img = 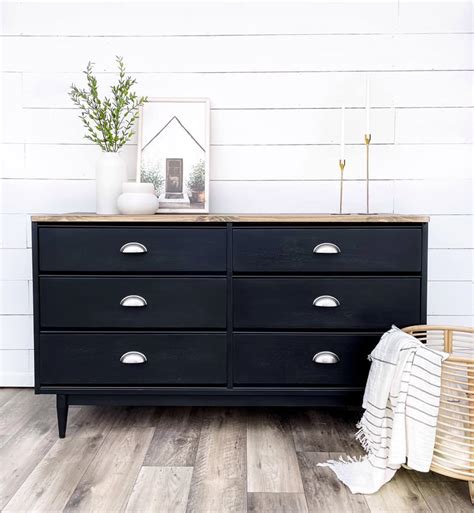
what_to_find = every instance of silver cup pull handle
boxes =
[313,295,340,308]
[120,242,147,254]
[313,243,341,254]
[120,351,147,364]
[120,295,147,307]
[313,351,340,364]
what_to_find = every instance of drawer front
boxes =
[233,277,421,329]
[233,227,422,273]
[40,333,226,385]
[234,333,379,386]
[39,227,226,272]
[40,277,227,329]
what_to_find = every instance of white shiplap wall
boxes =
[0,1,473,386]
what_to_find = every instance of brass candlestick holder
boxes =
[338,159,346,214]
[364,133,371,213]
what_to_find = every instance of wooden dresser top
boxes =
[32,214,429,223]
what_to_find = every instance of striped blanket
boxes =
[318,326,448,494]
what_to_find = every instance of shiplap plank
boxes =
[371,144,473,180]
[427,315,473,327]
[1,74,23,144]
[428,282,473,316]
[1,35,395,73]
[394,180,472,215]
[398,1,472,34]
[209,180,394,214]
[0,214,27,248]
[392,33,472,71]
[21,143,137,180]
[0,315,33,350]
[212,143,473,182]
[1,2,398,36]
[19,107,395,145]
[21,71,474,110]
[0,143,24,178]
[1,179,95,214]
[0,249,32,280]
[396,108,472,144]
[4,33,472,73]
[0,281,30,314]
[6,143,474,184]
[211,108,395,145]
[428,249,472,281]
[20,106,472,147]
[428,216,473,249]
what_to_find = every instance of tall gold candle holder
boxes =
[364,133,371,213]
[338,159,346,214]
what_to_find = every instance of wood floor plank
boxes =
[112,405,161,428]
[186,408,247,513]
[0,388,21,407]
[0,402,78,510]
[363,468,431,513]
[409,471,474,513]
[248,493,309,513]
[144,407,202,466]
[291,408,363,454]
[247,409,304,493]
[297,452,370,513]
[63,422,155,513]
[3,407,117,513]
[0,390,54,448]
[125,466,193,513]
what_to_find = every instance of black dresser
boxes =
[32,214,428,437]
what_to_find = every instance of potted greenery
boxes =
[186,160,206,204]
[69,57,147,214]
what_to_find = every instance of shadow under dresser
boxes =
[31,214,429,437]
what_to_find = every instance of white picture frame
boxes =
[136,97,210,213]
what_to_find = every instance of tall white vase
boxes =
[95,151,127,214]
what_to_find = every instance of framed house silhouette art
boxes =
[136,98,210,213]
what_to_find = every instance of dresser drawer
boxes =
[234,333,378,386]
[233,277,421,329]
[38,227,226,273]
[233,227,422,273]
[40,277,227,329]
[39,333,227,385]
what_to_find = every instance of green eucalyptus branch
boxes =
[69,56,147,152]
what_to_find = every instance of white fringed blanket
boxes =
[318,326,448,494]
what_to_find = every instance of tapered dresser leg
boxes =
[56,394,69,438]
[468,481,474,504]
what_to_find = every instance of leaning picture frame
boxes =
[136,97,210,213]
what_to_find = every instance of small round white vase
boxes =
[117,182,159,215]
[96,152,127,214]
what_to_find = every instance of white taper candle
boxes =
[365,75,371,134]
[340,106,345,160]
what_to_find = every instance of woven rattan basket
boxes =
[402,325,474,502]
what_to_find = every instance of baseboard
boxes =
[0,372,34,387]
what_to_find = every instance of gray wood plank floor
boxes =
[1,389,472,513]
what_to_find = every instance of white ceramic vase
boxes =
[96,152,127,214]
[117,182,159,215]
